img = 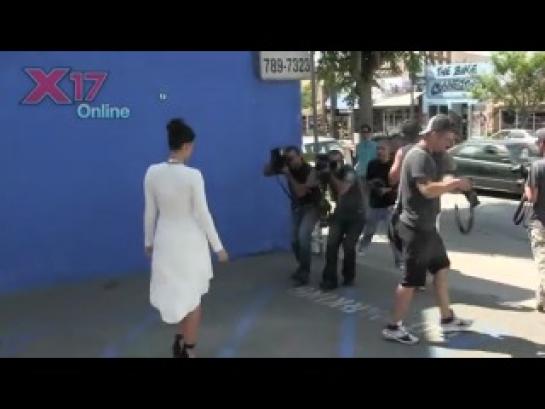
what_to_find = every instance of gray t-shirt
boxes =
[528,159,545,224]
[394,145,454,210]
[433,151,456,177]
[399,144,455,178]
[399,145,441,230]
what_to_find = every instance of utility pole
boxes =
[310,51,319,146]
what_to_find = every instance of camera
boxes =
[511,163,529,180]
[315,153,339,173]
[269,147,288,175]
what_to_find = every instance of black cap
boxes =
[401,120,422,140]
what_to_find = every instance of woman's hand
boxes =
[217,249,229,263]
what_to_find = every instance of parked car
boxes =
[302,136,350,165]
[491,129,536,141]
[448,138,540,195]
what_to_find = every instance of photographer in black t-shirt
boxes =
[264,146,322,286]
[357,141,401,266]
[319,150,365,291]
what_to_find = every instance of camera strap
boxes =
[454,199,476,234]
[513,195,529,227]
[275,176,294,201]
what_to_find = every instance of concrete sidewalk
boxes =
[2,193,545,358]
[2,245,545,358]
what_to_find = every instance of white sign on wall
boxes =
[426,63,492,99]
[259,51,312,81]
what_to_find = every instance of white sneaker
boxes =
[441,315,474,333]
[382,325,420,345]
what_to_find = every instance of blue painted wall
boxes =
[0,51,300,294]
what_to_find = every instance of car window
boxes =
[454,144,484,159]
[493,130,509,139]
[479,144,512,163]
[507,143,541,161]
[509,130,525,138]
[304,142,342,154]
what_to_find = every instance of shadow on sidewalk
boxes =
[428,330,545,358]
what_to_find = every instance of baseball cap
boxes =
[401,120,422,139]
[419,114,455,136]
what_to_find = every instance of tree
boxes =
[301,81,312,110]
[401,51,424,120]
[472,52,545,129]
[317,51,424,131]
[317,52,346,138]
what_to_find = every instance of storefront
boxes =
[372,92,423,135]
[0,52,301,294]
[423,62,492,139]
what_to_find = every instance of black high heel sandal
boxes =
[172,334,184,358]
[181,343,196,358]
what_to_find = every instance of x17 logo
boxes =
[21,68,108,105]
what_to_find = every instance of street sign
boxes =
[259,51,312,81]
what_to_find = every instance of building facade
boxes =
[0,52,301,294]
[422,61,493,138]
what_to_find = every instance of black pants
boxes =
[322,213,365,285]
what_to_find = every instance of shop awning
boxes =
[373,92,423,108]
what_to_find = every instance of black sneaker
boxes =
[319,280,338,291]
[290,269,302,280]
[291,269,309,286]
[342,278,355,287]
[293,276,309,287]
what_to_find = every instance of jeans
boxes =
[322,213,365,285]
[292,205,320,278]
[360,206,402,266]
[360,176,369,216]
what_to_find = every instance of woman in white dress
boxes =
[144,118,228,358]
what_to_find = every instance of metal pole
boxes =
[310,51,319,146]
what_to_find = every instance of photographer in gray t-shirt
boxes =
[382,115,475,345]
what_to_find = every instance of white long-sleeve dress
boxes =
[144,162,223,324]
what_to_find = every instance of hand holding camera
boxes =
[455,177,473,193]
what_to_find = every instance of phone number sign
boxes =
[259,51,312,81]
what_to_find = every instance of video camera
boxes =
[511,163,531,226]
[268,147,289,175]
[315,153,339,173]
[511,163,530,180]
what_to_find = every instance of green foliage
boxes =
[301,82,312,110]
[472,52,545,127]
[316,51,424,107]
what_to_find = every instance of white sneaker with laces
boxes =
[382,325,420,345]
[441,315,474,333]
